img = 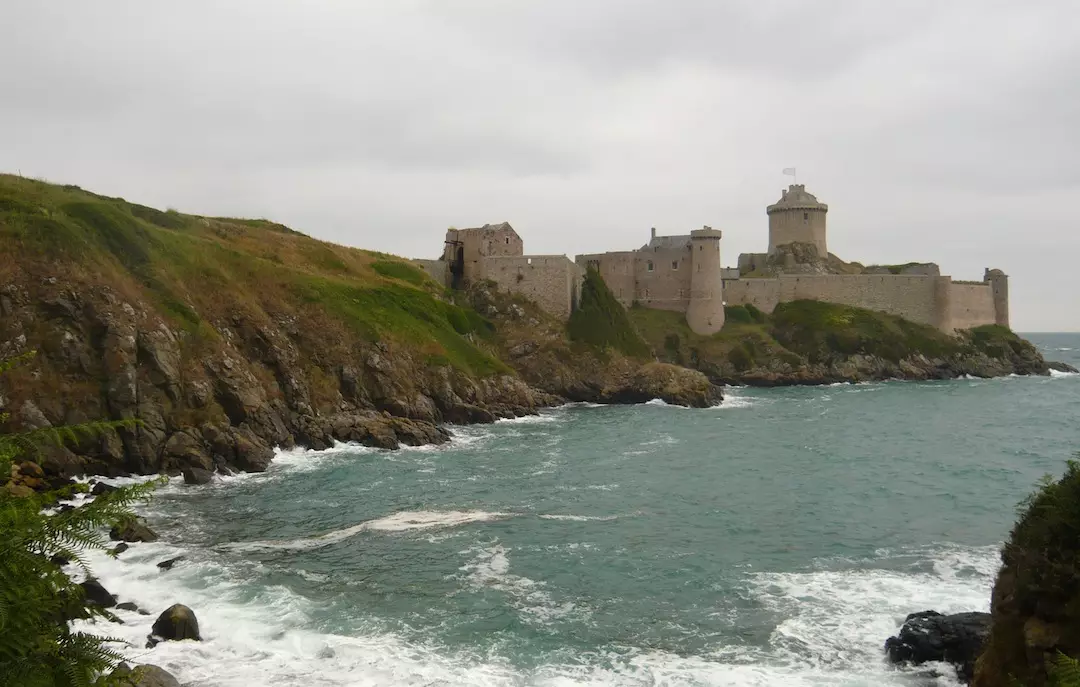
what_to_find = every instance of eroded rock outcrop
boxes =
[885,610,991,683]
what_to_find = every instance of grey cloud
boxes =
[1,0,1078,330]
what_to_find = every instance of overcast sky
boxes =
[2,1,1077,330]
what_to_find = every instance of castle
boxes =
[414,185,1009,335]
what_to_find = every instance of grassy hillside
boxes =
[0,174,504,376]
[628,299,1040,381]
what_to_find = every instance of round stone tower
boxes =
[766,184,828,258]
[984,268,1010,327]
[686,227,725,335]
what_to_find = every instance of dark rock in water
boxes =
[116,601,140,612]
[80,579,117,608]
[111,542,130,556]
[110,519,159,542]
[156,556,185,571]
[91,481,118,496]
[50,554,70,566]
[147,603,201,647]
[109,663,181,687]
[1048,360,1079,374]
[181,466,214,485]
[57,503,76,513]
[885,610,991,683]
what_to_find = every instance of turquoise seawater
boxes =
[76,334,1080,686]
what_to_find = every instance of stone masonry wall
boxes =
[482,255,583,319]
[578,252,636,307]
[445,225,523,283]
[949,283,997,331]
[633,245,693,312]
[412,259,447,287]
[724,274,957,330]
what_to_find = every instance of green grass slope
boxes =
[0,174,504,376]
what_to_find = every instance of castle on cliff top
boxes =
[414,185,1009,336]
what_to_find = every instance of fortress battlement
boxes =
[414,185,1008,335]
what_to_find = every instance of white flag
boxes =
[782,167,796,176]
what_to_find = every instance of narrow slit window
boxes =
[646,260,654,272]
[671,260,679,270]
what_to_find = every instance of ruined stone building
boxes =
[414,185,1009,335]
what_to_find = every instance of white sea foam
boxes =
[221,510,514,552]
[718,390,756,408]
[459,544,579,626]
[537,514,618,522]
[1050,368,1079,378]
[66,533,993,686]
[496,412,562,425]
[271,442,374,473]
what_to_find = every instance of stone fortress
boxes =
[415,184,1009,336]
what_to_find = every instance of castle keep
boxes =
[415,185,1009,335]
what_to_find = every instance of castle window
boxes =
[803,212,809,220]
[527,258,533,265]
[646,260,654,272]
[505,237,510,244]
[671,260,679,270]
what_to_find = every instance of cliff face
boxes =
[0,175,719,478]
[974,462,1080,687]
[630,300,1062,386]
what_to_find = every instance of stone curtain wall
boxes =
[722,278,782,313]
[724,275,960,330]
[412,259,447,287]
[483,255,583,319]
[633,245,693,312]
[949,283,998,331]
[577,252,636,307]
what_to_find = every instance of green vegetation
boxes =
[0,355,162,686]
[0,174,505,376]
[769,300,960,363]
[370,259,429,286]
[629,299,982,374]
[975,460,1080,687]
[567,268,650,358]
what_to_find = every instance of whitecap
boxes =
[537,514,618,522]
[220,510,514,552]
[1050,368,1079,378]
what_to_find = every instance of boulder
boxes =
[91,481,118,497]
[232,427,274,472]
[147,604,201,646]
[885,610,991,682]
[80,579,117,608]
[116,602,141,612]
[111,542,130,556]
[109,663,181,687]
[156,556,184,571]
[182,466,214,485]
[110,519,159,543]
[162,431,212,472]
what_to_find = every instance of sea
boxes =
[72,334,1080,686]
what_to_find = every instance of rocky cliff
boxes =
[0,175,719,479]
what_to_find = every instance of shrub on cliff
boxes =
[975,459,1080,687]
[568,267,649,358]
[0,355,161,686]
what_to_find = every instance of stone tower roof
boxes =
[766,184,828,214]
